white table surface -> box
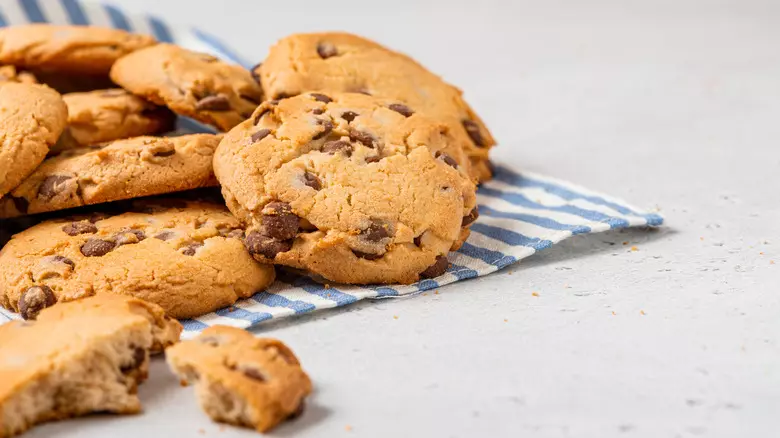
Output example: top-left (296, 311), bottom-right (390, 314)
top-left (27, 0), bottom-right (779, 437)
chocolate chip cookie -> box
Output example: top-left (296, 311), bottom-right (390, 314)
top-left (110, 44), bottom-right (263, 131)
top-left (214, 92), bottom-right (477, 284)
top-left (62, 89), bottom-right (176, 147)
top-left (0, 294), bottom-right (181, 438)
top-left (0, 24), bottom-right (156, 75)
top-left (166, 325), bottom-right (311, 432)
top-left (0, 198), bottom-right (276, 319)
top-left (256, 32), bottom-right (495, 181)
top-left (0, 83), bottom-right (68, 199)
top-left (0, 133), bottom-right (220, 218)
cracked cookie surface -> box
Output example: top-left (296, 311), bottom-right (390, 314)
top-left (0, 198), bottom-right (275, 319)
top-left (257, 32), bottom-right (495, 181)
top-left (166, 325), bottom-right (311, 433)
top-left (214, 92), bottom-right (477, 284)
top-left (110, 44), bottom-right (263, 131)
top-left (0, 24), bottom-right (156, 75)
top-left (0, 294), bottom-right (181, 438)
top-left (0, 83), bottom-right (68, 200)
top-left (61, 89), bottom-right (175, 148)
top-left (0, 133), bottom-right (220, 218)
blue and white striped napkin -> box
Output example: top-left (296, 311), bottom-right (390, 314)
top-left (0, 0), bottom-right (663, 336)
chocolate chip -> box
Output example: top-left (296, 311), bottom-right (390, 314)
top-left (462, 207), bottom-right (479, 226)
top-left (388, 103), bottom-right (414, 117)
top-left (38, 175), bottom-right (72, 200)
top-left (50, 255), bottom-right (75, 268)
top-left (261, 201), bottom-right (299, 240)
top-left (240, 93), bottom-right (261, 105)
top-left (341, 111), bottom-right (358, 122)
top-left (365, 155), bottom-right (381, 163)
top-left (244, 231), bottom-right (292, 259)
top-left (311, 108), bottom-right (324, 115)
top-left (195, 95), bottom-right (231, 111)
top-left (250, 62), bottom-right (262, 84)
top-left (251, 128), bottom-right (271, 143)
top-left (225, 229), bottom-right (244, 239)
top-left (81, 238), bottom-right (115, 257)
top-left (313, 119), bottom-right (333, 140)
top-left (303, 172), bottom-right (322, 190)
top-left (152, 149), bottom-right (176, 157)
top-left (322, 140), bottom-right (353, 156)
top-left (62, 221), bottom-right (97, 236)
top-left (181, 242), bottom-right (203, 256)
top-left (349, 129), bottom-right (375, 148)
top-left (115, 229), bottom-right (145, 246)
top-left (242, 367), bottom-right (266, 382)
top-left (154, 231), bottom-right (176, 241)
top-left (10, 196), bottom-right (28, 214)
top-left (317, 42), bottom-right (338, 59)
top-left (361, 222), bottom-right (390, 242)
top-left (435, 151), bottom-right (458, 168)
top-left (420, 255), bottom-right (449, 278)
top-left (353, 250), bottom-right (382, 260)
top-left (18, 285), bottom-right (57, 320)
top-left (462, 120), bottom-right (485, 147)
top-left (310, 93), bottom-right (332, 103)
top-left (121, 347), bottom-right (146, 374)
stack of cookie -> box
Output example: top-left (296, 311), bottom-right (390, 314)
top-left (0, 25), bottom-right (494, 322)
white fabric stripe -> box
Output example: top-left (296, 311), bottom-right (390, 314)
top-left (38, 0), bottom-right (68, 24)
top-left (236, 297), bottom-right (295, 319)
top-left (478, 213), bottom-right (582, 240)
top-left (1, 0), bottom-right (29, 24)
top-left (479, 191), bottom-right (600, 227)
top-left (82, 2), bottom-right (112, 27)
top-left (124, 11), bottom-right (153, 36)
top-left (189, 313), bottom-right (251, 329)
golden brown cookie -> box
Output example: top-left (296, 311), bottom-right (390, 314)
top-left (0, 65), bottom-right (37, 84)
top-left (0, 198), bottom-right (275, 319)
top-left (0, 24), bottom-right (156, 75)
top-left (0, 133), bottom-right (220, 218)
top-left (214, 92), bottom-right (477, 284)
top-left (62, 89), bottom-right (175, 147)
top-left (0, 294), bottom-right (181, 438)
top-left (0, 83), bottom-right (68, 199)
top-left (257, 32), bottom-right (495, 181)
top-left (110, 44), bottom-right (262, 131)
top-left (166, 326), bottom-right (311, 433)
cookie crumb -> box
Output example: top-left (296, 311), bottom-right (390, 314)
top-left (325, 284), bottom-right (332, 289)
top-left (612, 311), bottom-right (617, 316)
top-left (503, 319), bottom-right (508, 322)
top-left (771, 260), bottom-right (775, 265)
top-left (434, 290), bottom-right (439, 295)
top-left (345, 425), bottom-right (353, 432)
top-left (630, 246), bottom-right (638, 251)
top-left (531, 292), bottom-right (539, 297)
top-left (622, 241), bottom-right (629, 245)
top-left (640, 310), bottom-right (646, 315)
top-left (393, 315), bottom-right (399, 320)
top-left (198, 429), bottom-right (205, 435)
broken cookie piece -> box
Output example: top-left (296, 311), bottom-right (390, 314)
top-left (166, 325), bottom-right (311, 433)
top-left (0, 294), bottom-right (182, 438)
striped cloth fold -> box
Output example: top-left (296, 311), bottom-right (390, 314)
top-left (0, 0), bottom-right (663, 336)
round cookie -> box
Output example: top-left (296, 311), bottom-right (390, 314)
top-left (214, 92), bottom-right (478, 285)
top-left (0, 25), bottom-right (156, 75)
top-left (0, 83), bottom-right (68, 199)
top-left (256, 32), bottom-right (495, 182)
top-left (62, 89), bottom-right (176, 147)
top-left (0, 65), bottom-right (37, 84)
top-left (110, 44), bottom-right (263, 131)
top-left (0, 133), bottom-right (220, 218)
top-left (0, 199), bottom-right (276, 319)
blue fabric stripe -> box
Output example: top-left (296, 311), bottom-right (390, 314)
top-left (103, 3), bottom-right (130, 30)
top-left (148, 15), bottom-right (174, 42)
top-left (20, 0), bottom-right (46, 23)
top-left (252, 291), bottom-right (316, 314)
top-left (181, 318), bottom-right (209, 331)
top-left (458, 242), bottom-right (516, 268)
top-left (214, 306), bottom-right (272, 324)
top-left (291, 275), bottom-right (358, 305)
top-left (493, 166), bottom-right (663, 225)
top-left (471, 223), bottom-right (553, 250)
top-left (61, 0), bottom-right (88, 25)
top-left (449, 263), bottom-right (480, 280)
top-left (191, 28), bottom-right (249, 67)
top-left (0, 10), bottom-right (7, 26)
top-left (374, 287), bottom-right (399, 297)
top-left (479, 186), bottom-right (630, 228)
top-left (416, 279), bottom-right (440, 291)
top-left (479, 205), bottom-right (591, 234)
